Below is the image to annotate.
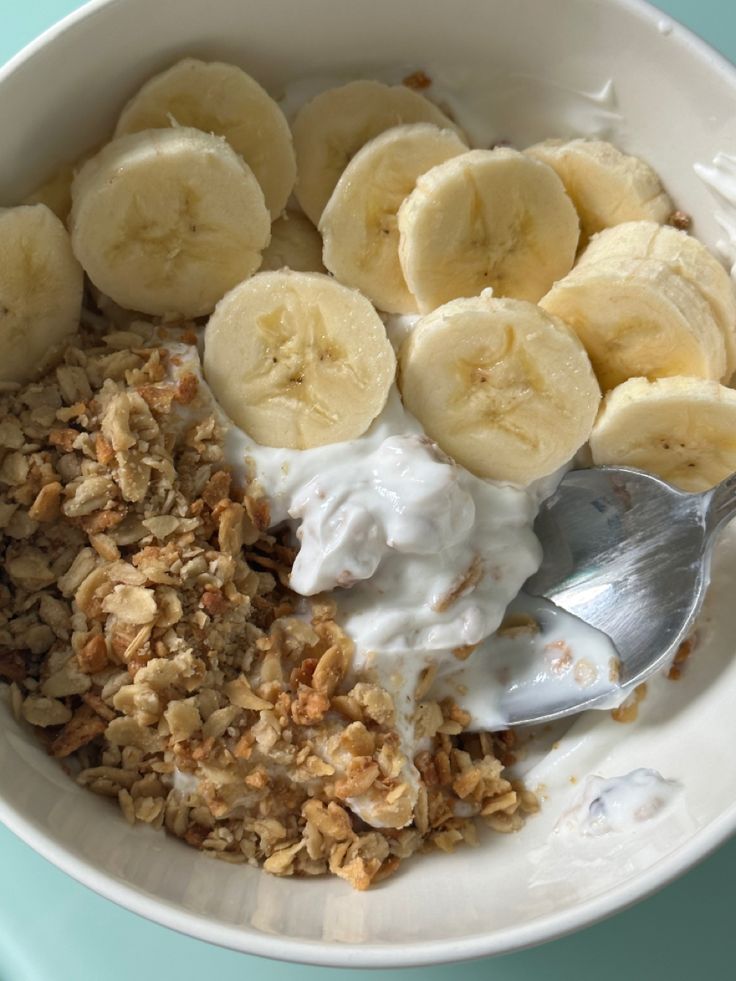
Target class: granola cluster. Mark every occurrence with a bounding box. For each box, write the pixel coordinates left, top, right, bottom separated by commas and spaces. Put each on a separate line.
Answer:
0, 315, 535, 889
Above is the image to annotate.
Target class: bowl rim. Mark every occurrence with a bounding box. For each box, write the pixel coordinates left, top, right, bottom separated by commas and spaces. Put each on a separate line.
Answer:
1, 0, 736, 967
2, 789, 736, 967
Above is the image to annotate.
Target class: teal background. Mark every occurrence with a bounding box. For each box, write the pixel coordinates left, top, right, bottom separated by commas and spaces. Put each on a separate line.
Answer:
1, 0, 736, 977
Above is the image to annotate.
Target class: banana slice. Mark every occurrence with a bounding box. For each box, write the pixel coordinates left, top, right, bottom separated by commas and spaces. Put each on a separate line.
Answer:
24, 146, 100, 223
590, 376, 736, 491
24, 162, 76, 223
114, 58, 296, 218
578, 220, 736, 376
398, 293, 600, 485
397, 148, 579, 314
320, 124, 468, 314
260, 210, 325, 273
525, 139, 673, 245
203, 270, 396, 449
540, 257, 726, 390
70, 127, 270, 318
292, 80, 461, 225
0, 205, 83, 383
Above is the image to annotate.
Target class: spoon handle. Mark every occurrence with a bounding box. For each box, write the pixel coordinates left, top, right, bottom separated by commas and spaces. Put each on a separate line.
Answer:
705, 471, 736, 538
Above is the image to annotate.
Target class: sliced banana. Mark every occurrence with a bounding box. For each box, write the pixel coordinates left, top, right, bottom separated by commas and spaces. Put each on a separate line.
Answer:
540, 257, 726, 390
525, 138, 673, 245
397, 148, 579, 314
292, 80, 461, 225
398, 293, 600, 485
320, 124, 467, 314
24, 162, 76, 223
70, 127, 271, 318
114, 58, 296, 218
0, 205, 83, 383
204, 270, 396, 449
260, 209, 325, 273
590, 376, 736, 491
578, 220, 736, 376
23, 146, 100, 223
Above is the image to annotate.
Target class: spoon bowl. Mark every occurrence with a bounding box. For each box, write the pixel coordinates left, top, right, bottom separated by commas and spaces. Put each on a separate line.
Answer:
523, 466, 736, 716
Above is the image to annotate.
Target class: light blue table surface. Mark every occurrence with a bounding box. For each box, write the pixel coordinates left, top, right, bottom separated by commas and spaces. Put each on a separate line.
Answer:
1, 1, 736, 978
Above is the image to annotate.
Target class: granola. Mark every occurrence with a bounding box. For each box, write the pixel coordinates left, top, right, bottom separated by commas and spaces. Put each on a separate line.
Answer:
0, 317, 532, 890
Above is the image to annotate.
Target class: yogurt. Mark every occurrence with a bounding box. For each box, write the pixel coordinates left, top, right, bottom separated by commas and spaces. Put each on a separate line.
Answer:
694, 152, 736, 278
428, 73, 622, 148
556, 768, 681, 836
225, 385, 541, 656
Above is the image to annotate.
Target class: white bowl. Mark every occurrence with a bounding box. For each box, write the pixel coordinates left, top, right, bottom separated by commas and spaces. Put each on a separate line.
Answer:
2, 0, 736, 967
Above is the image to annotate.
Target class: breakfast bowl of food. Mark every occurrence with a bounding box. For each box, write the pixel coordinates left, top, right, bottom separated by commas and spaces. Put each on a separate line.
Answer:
1, 0, 736, 967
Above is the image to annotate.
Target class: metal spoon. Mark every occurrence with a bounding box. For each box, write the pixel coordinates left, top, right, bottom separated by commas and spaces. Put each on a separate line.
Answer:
511, 466, 736, 725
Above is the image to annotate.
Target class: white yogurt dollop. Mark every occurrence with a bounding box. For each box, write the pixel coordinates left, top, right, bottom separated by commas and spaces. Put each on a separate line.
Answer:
694, 153, 736, 278
557, 768, 681, 837
227, 387, 541, 657
289, 432, 476, 595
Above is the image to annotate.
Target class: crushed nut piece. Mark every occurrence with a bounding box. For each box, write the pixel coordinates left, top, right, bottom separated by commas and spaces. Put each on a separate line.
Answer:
402, 69, 432, 90
0, 651, 26, 683
22, 694, 72, 728
102, 585, 157, 624
77, 634, 110, 674
291, 685, 330, 725
668, 209, 692, 230
667, 635, 697, 681
433, 556, 483, 612
51, 705, 107, 757
611, 682, 648, 723
28, 481, 63, 522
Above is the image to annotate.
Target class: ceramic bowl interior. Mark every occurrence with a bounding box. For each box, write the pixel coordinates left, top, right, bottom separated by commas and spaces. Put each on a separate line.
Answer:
1, 0, 736, 967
